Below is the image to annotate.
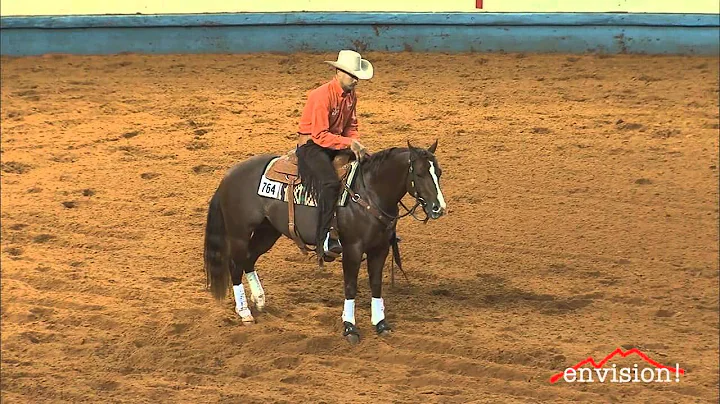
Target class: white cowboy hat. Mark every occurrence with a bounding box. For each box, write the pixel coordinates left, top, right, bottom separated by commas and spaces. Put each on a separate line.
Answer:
325, 50, 373, 80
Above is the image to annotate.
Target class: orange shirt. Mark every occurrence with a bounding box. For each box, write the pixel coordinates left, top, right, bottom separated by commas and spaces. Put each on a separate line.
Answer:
298, 77, 359, 150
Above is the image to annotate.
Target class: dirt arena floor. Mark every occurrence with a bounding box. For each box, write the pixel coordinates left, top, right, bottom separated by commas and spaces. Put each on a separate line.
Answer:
1, 51, 718, 403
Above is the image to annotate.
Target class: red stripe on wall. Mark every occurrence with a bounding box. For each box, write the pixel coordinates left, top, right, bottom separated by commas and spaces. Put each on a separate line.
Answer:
475, 0, 483, 8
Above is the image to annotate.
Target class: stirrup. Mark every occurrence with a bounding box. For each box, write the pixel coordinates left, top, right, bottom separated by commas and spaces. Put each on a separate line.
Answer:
323, 234, 342, 254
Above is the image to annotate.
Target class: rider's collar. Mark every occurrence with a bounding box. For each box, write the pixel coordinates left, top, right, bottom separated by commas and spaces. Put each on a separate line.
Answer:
331, 77, 353, 97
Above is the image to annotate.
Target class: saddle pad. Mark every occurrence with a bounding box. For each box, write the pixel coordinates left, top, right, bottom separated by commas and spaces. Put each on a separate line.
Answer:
257, 157, 359, 207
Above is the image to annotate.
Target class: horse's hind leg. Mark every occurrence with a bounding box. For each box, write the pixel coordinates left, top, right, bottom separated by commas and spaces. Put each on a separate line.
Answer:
243, 219, 281, 312
229, 236, 255, 324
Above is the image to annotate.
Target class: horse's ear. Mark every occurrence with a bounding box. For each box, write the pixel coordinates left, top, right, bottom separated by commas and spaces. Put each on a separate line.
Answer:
427, 139, 438, 154
407, 139, 416, 154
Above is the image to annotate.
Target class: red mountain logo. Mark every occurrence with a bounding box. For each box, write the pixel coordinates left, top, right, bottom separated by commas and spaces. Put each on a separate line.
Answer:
550, 347, 686, 384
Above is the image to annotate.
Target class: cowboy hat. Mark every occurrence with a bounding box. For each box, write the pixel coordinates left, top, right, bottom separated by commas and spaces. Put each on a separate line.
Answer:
325, 50, 373, 80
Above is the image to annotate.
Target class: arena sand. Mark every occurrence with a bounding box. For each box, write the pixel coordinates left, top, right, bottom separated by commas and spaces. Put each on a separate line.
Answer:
1, 52, 718, 403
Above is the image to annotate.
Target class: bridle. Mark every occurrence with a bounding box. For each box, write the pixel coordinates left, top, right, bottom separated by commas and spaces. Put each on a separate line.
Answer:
342, 154, 430, 230
403, 154, 431, 224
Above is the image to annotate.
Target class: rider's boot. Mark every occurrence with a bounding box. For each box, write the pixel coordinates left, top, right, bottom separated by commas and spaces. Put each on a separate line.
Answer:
322, 214, 342, 262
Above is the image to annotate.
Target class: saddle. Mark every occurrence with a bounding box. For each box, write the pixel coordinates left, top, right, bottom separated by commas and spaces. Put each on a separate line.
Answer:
266, 134, 354, 256
264, 150, 352, 185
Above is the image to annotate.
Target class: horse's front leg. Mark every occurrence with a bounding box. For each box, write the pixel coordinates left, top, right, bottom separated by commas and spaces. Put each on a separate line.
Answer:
367, 242, 392, 336
341, 243, 363, 344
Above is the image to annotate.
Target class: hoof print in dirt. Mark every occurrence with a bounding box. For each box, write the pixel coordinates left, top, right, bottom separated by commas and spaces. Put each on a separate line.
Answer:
186, 140, 209, 150
192, 165, 215, 174
140, 172, 160, 180
62, 201, 77, 209
634, 178, 652, 185
531, 127, 552, 135
33, 234, 56, 243
431, 288, 452, 297
6, 247, 23, 256
655, 309, 675, 318
1, 161, 32, 174
82, 189, 95, 197
616, 120, 644, 131
652, 128, 680, 139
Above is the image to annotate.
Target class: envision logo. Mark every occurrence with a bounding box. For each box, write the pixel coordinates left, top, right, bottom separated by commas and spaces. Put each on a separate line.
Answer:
550, 348, 685, 384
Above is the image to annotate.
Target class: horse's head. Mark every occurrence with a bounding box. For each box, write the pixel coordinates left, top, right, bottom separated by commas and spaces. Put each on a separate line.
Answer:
407, 139, 447, 220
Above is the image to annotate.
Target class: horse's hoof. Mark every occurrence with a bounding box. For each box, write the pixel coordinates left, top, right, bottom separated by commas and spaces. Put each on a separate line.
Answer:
241, 315, 255, 324
375, 319, 392, 336
252, 295, 266, 312
342, 321, 360, 344
236, 308, 255, 324
346, 334, 360, 344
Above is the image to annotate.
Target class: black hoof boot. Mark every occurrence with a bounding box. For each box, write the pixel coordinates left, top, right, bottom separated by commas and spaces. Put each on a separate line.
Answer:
375, 319, 392, 336
343, 321, 360, 345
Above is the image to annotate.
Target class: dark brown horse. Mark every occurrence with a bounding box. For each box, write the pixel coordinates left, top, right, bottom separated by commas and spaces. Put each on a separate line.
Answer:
203, 140, 446, 343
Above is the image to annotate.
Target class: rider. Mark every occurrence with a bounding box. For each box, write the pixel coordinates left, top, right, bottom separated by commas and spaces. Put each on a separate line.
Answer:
296, 50, 372, 262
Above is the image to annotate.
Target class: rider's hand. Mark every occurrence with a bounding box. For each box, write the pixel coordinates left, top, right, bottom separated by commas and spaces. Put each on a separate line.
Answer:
350, 139, 367, 160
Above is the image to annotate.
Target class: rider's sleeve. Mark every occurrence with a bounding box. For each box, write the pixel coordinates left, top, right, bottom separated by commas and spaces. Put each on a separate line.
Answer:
307, 92, 353, 150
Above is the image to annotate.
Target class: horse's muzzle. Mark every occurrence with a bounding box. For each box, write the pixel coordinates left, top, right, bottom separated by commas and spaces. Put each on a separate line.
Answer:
428, 204, 445, 219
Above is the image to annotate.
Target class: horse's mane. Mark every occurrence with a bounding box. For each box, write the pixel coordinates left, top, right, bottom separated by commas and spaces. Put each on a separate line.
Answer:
361, 147, 406, 177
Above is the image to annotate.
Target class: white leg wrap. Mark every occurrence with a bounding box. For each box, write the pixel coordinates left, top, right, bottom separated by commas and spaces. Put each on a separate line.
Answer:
371, 297, 385, 325
342, 299, 356, 324
245, 271, 265, 309
233, 284, 253, 321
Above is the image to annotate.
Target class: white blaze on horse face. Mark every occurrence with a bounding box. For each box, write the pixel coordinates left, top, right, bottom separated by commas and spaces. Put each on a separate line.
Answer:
429, 162, 447, 210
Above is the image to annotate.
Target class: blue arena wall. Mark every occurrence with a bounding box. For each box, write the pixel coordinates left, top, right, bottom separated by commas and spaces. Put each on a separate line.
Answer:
1, 12, 718, 56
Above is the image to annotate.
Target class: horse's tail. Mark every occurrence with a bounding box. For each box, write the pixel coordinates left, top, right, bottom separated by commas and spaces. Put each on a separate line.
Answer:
204, 190, 230, 300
